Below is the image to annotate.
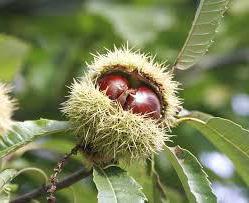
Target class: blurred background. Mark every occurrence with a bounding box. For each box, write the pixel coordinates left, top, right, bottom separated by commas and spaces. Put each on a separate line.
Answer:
0, 0, 248, 202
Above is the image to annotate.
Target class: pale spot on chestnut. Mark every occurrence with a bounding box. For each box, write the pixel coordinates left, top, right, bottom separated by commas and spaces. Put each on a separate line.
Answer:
125, 86, 161, 119
98, 74, 129, 100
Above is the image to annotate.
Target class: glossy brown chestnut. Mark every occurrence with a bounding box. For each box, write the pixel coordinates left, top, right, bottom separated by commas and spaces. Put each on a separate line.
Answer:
125, 86, 161, 119
98, 74, 161, 119
98, 74, 129, 100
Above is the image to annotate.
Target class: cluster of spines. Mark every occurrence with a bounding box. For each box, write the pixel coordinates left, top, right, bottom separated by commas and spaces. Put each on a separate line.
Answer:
61, 77, 168, 163
88, 46, 182, 128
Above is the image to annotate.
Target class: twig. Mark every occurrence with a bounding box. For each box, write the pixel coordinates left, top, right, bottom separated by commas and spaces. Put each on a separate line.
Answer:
10, 168, 93, 203
47, 144, 81, 202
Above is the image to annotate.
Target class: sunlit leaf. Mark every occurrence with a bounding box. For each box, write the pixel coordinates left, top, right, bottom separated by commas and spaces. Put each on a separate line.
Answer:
179, 111, 249, 186
174, 0, 230, 70
0, 169, 18, 203
0, 191, 10, 203
93, 165, 147, 203
0, 34, 29, 81
0, 119, 70, 158
123, 162, 153, 203
0, 169, 17, 191
164, 146, 216, 203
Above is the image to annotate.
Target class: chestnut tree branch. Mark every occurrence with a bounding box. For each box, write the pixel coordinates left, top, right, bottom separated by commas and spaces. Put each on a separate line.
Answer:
10, 168, 93, 203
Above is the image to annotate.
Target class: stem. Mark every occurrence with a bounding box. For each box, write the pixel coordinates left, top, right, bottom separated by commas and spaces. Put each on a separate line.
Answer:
151, 155, 167, 201
176, 117, 205, 125
47, 144, 81, 202
10, 168, 93, 203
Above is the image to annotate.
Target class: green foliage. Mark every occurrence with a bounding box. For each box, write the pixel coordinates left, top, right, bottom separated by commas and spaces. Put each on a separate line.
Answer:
163, 146, 216, 203
0, 34, 29, 81
0, 169, 17, 190
180, 111, 249, 186
0, 0, 248, 202
86, 2, 174, 46
124, 162, 154, 202
150, 155, 185, 203
174, 0, 230, 70
0, 119, 70, 158
0, 169, 18, 203
93, 165, 147, 203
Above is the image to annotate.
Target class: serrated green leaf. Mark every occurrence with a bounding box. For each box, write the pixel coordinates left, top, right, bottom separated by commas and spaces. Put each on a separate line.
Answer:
0, 169, 17, 191
179, 111, 249, 186
93, 165, 147, 203
123, 162, 153, 202
152, 152, 185, 203
0, 169, 18, 203
174, 0, 230, 70
0, 119, 70, 158
0, 192, 10, 203
164, 146, 216, 203
0, 34, 29, 81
